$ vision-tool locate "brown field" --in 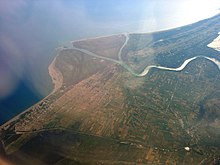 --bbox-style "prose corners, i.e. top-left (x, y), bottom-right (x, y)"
top-left (55, 49), bottom-right (112, 88)
top-left (73, 34), bottom-right (126, 60)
